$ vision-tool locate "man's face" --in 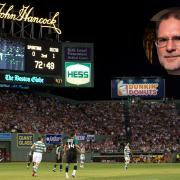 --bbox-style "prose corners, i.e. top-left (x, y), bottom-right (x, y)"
top-left (156, 17), bottom-right (180, 75)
